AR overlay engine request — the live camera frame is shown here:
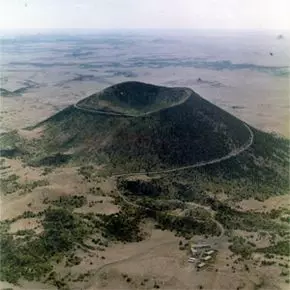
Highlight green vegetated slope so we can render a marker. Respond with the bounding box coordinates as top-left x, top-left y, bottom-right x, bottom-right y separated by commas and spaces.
26, 82, 251, 171
147, 127, 289, 201
77, 81, 190, 115
0, 198, 144, 286
105, 92, 250, 172
197, 128, 290, 199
